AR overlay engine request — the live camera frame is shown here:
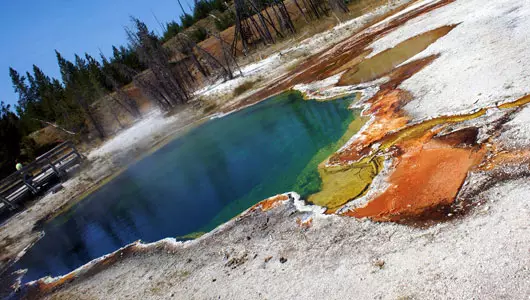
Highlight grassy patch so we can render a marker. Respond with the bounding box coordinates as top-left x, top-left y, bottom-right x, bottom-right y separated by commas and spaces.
171, 269, 191, 280
202, 102, 218, 114
233, 78, 261, 97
